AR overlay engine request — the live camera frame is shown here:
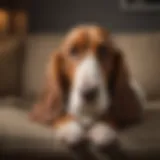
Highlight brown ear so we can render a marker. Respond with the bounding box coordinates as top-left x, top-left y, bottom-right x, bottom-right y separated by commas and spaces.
30, 51, 69, 125
108, 50, 144, 130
